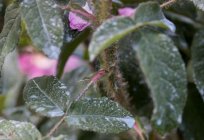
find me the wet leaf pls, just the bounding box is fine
[88,1,175,61]
[66,97,135,133]
[130,29,187,134]
[117,36,153,117]
[0,119,42,140]
[23,76,71,117]
[191,30,204,101]
[0,1,21,74]
[56,28,90,79]
[180,84,204,140]
[20,0,64,59]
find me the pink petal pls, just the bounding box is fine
[64,55,85,72]
[69,3,92,31]
[18,53,56,79]
[69,12,90,31]
[118,7,135,17]
[18,52,84,80]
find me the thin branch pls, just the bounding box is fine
[43,115,66,139]
[134,122,145,140]
[43,102,72,139]
[160,0,177,8]
[76,69,107,101]
[43,69,107,138]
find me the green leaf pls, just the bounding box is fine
[88,1,175,61]
[117,36,153,117]
[180,84,204,140]
[129,29,187,134]
[23,76,71,117]
[0,119,42,140]
[191,30,204,101]
[20,0,64,59]
[189,0,204,11]
[56,28,90,79]
[0,1,21,74]
[133,1,175,31]
[66,97,135,133]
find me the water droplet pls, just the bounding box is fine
[156,119,162,126]
[177,115,182,123]
[22,0,34,5]
[172,47,178,52]
[117,116,135,128]
[36,107,45,112]
[47,108,64,117]
[161,19,176,32]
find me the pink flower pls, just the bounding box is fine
[118,7,135,17]
[69,4,135,31]
[18,52,84,79]
[69,3,92,31]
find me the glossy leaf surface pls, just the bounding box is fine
[132,29,186,134]
[0,119,41,140]
[192,30,204,101]
[0,2,21,74]
[88,2,175,61]
[24,76,70,117]
[56,28,90,78]
[20,0,64,59]
[66,97,135,133]
[181,84,204,140]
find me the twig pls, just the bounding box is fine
[43,102,72,139]
[76,69,107,101]
[43,69,107,138]
[134,122,145,140]
[75,81,93,101]
[160,0,177,8]
[43,115,67,139]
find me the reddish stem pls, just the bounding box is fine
[134,122,145,140]
[76,69,107,101]
[91,69,107,83]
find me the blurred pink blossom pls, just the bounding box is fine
[69,3,92,31]
[18,52,84,79]
[118,7,135,17]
